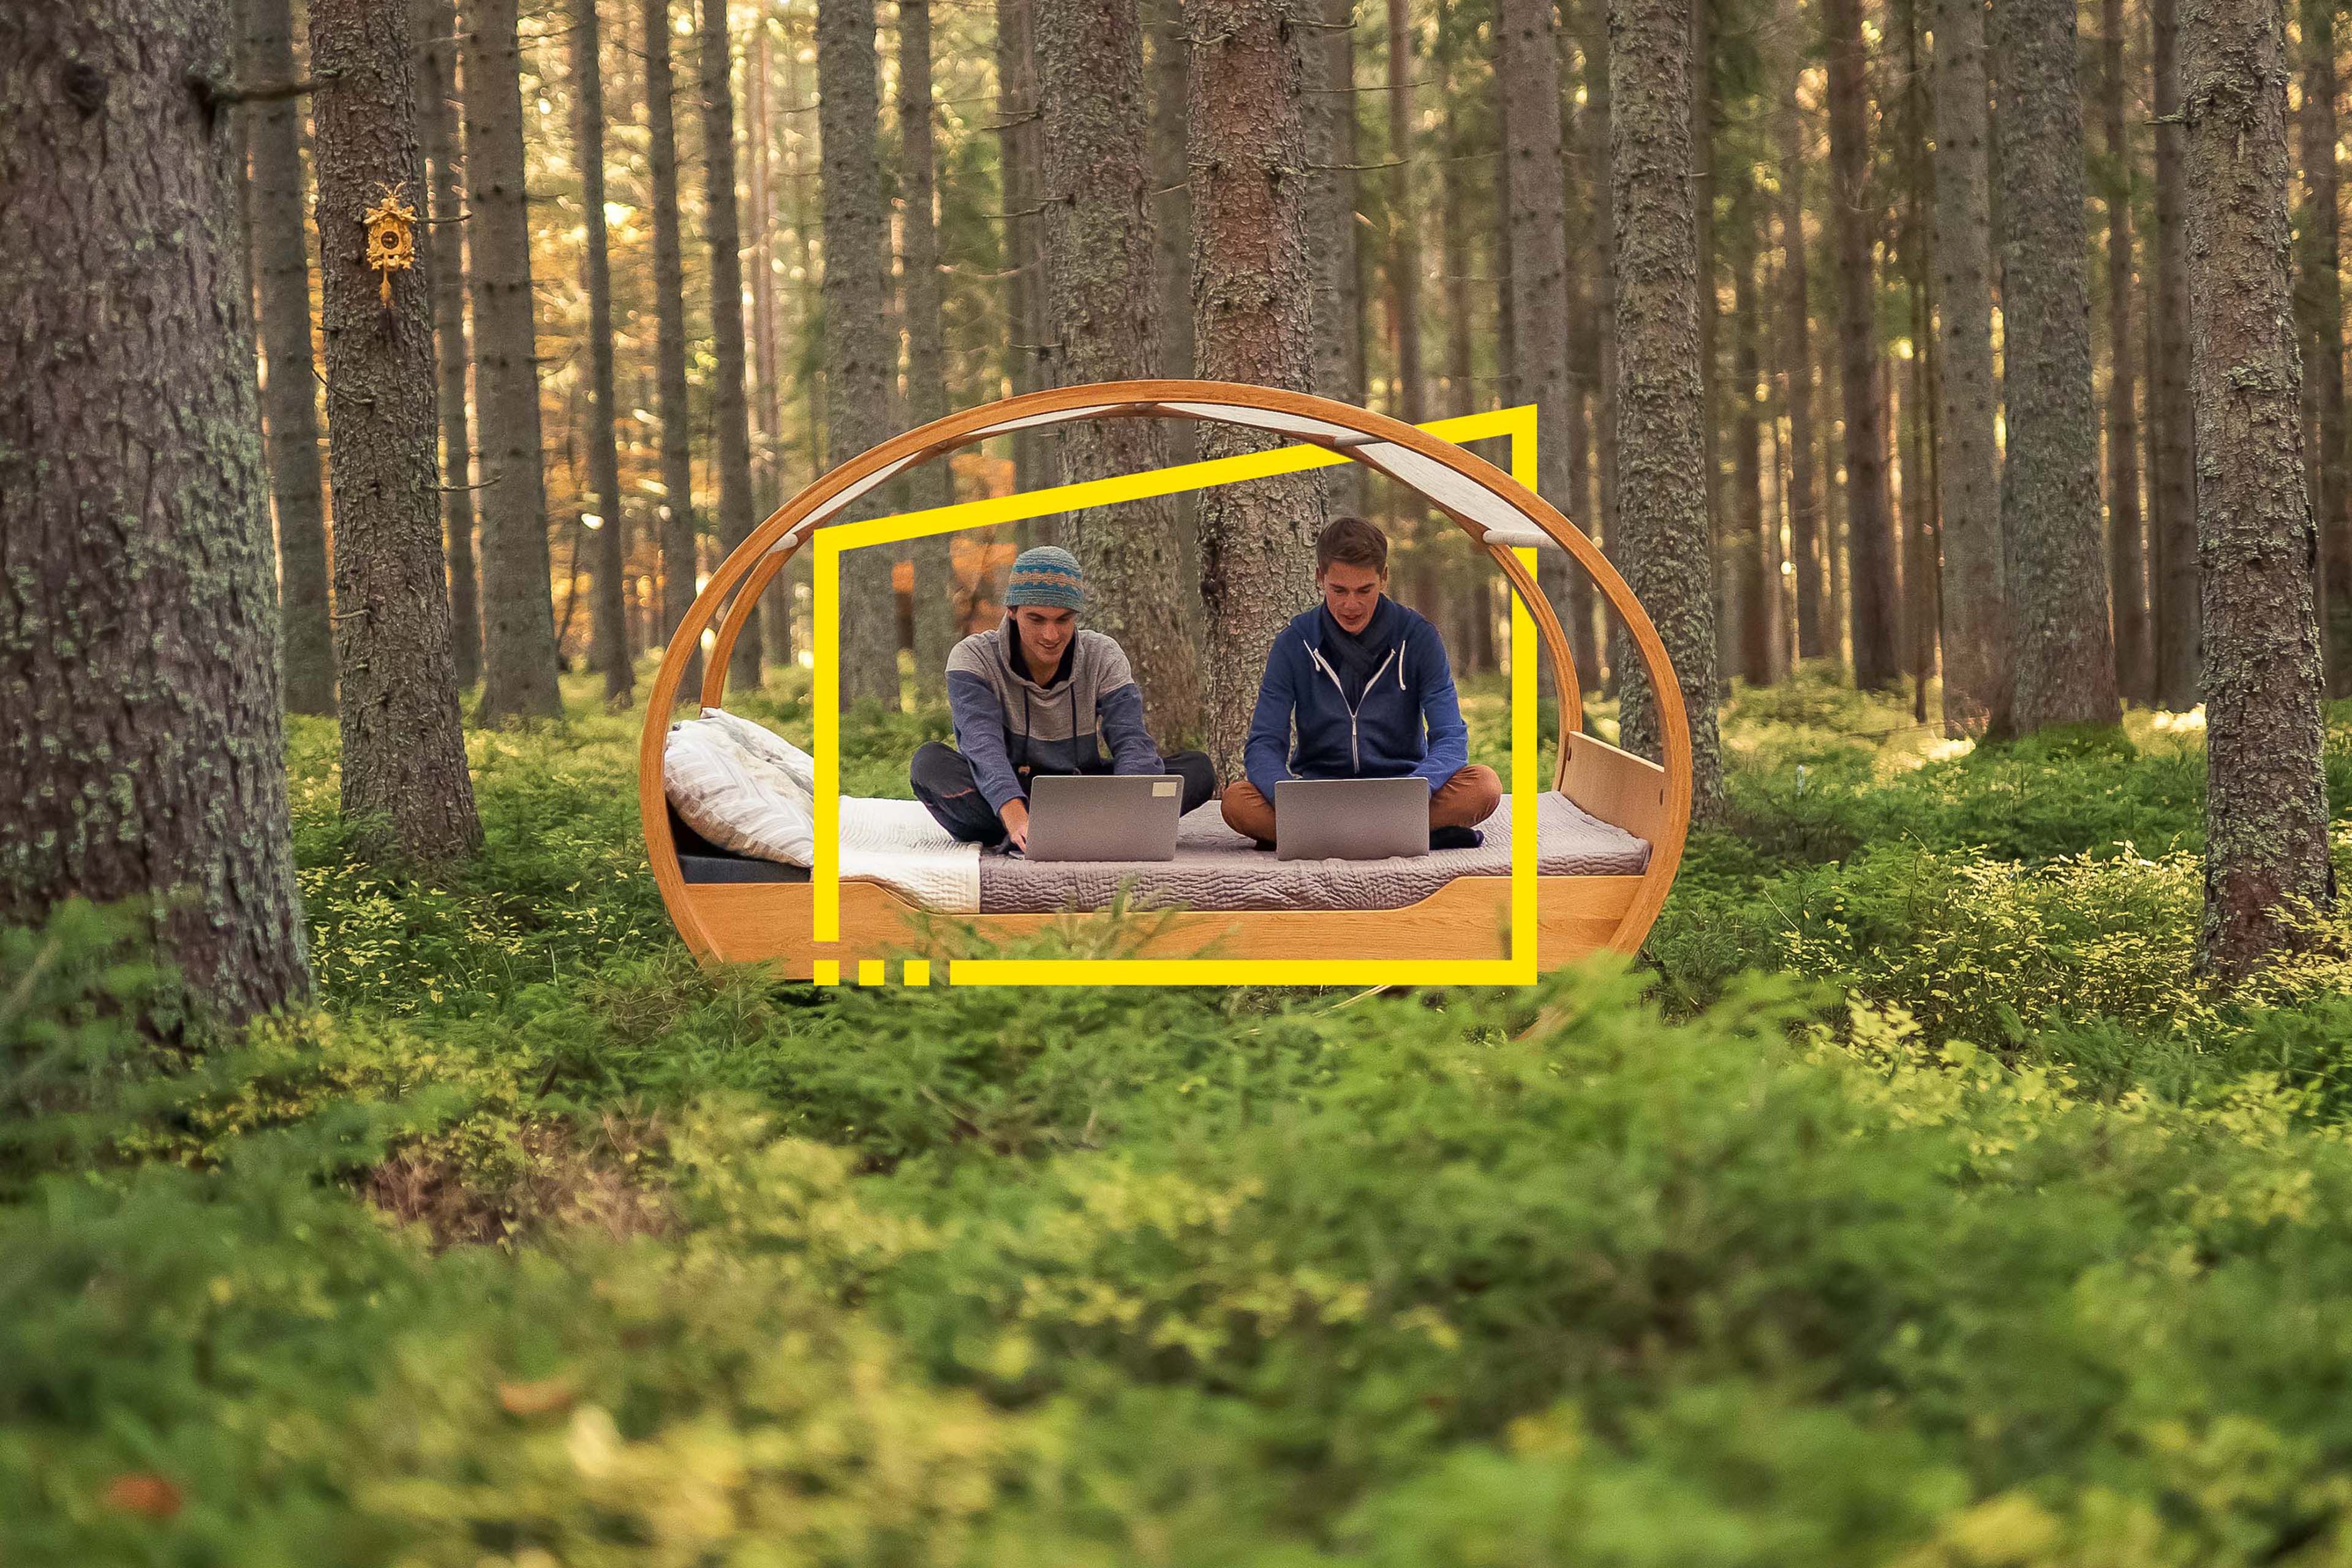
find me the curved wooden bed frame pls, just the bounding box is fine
[638,380,1690,979]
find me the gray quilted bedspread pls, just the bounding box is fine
[976,791,1649,914]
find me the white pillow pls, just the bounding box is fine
[698,706,816,799]
[665,719,816,866]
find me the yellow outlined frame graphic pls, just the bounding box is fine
[812,405,1542,987]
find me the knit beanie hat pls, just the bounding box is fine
[1004,545,1085,611]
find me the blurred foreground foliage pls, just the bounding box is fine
[7,666,2352,1566]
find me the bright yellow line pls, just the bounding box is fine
[812,959,840,986]
[815,535,841,943]
[903,959,932,986]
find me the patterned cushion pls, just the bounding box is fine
[663,718,815,867]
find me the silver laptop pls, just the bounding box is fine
[1274,777,1430,861]
[1023,774,1184,861]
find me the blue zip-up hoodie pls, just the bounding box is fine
[1241,595,1469,802]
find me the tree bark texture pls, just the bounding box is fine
[748,20,785,517]
[1732,180,1771,687]
[2296,0,2352,694]
[2102,0,2149,706]
[1306,0,1361,513]
[645,0,701,701]
[1777,47,1825,663]
[818,0,901,710]
[1384,0,1425,425]
[246,0,336,717]
[1692,0,1724,679]
[311,0,480,862]
[1609,0,1726,819]
[2149,0,2201,708]
[1993,0,2119,732]
[1824,0,1900,687]
[1499,0,1581,715]
[1436,0,1478,421]
[1183,0,1327,775]
[462,0,561,718]
[576,0,631,706]
[1035,0,1201,741]
[994,0,1049,496]
[1,0,312,1021]
[2179,0,2336,978]
[1585,0,1619,562]
[703,0,763,693]
[1931,0,2005,734]
[899,0,959,699]
[415,0,480,690]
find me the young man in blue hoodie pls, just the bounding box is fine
[1220,516,1501,848]
[911,546,1218,850]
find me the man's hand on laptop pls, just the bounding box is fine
[998,797,1030,851]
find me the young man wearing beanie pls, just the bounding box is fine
[911,545,1218,850]
[1221,516,1502,849]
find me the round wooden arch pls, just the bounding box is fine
[638,379,1691,963]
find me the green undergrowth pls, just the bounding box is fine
[7,664,2352,1562]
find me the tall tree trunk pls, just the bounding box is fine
[900,0,958,702]
[1994,0,2118,731]
[1586,0,1619,564]
[2149,0,2200,708]
[703,0,762,693]
[1610,0,1727,818]
[1933,0,2004,736]
[1899,0,1939,721]
[1304,0,1355,431]
[1183,0,1326,775]
[2180,0,2337,978]
[1823,0,1899,687]
[1501,0,1578,714]
[2,0,311,1021]
[994,0,1048,497]
[1732,178,1771,687]
[1692,0,1725,679]
[820,0,900,710]
[1152,0,1197,390]
[464,0,562,719]
[1384,0,1425,425]
[778,4,817,659]
[1035,0,1200,740]
[2297,0,2352,694]
[415,0,480,691]
[1777,39,1826,662]
[576,0,631,707]
[2103,0,2149,706]
[312,0,481,862]
[246,0,336,717]
[646,0,700,700]
[749,19,785,516]
[1559,26,1603,698]
[1436,0,1479,419]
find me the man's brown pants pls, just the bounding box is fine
[1218,764,1503,844]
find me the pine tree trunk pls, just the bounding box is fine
[246,0,336,717]
[1777,40,1826,662]
[311,0,481,863]
[1035,0,1200,741]
[1824,0,1900,688]
[2179,0,2337,978]
[1384,0,1425,425]
[414,0,480,691]
[576,0,631,707]
[2297,0,2352,695]
[1436,0,1478,419]
[2,0,311,1020]
[1732,180,1771,688]
[994,0,1048,497]
[2149,0,2201,709]
[1499,0,1580,713]
[1558,32,1602,696]
[1586,0,1619,562]
[703,0,763,694]
[1152,0,1197,389]
[1303,0,1352,420]
[1183,0,1327,775]
[1610,0,1727,818]
[900,0,959,702]
[1692,0,1726,680]
[464,0,562,719]
[646,0,701,701]
[1899,0,1939,721]
[2103,0,2149,706]
[1994,0,2118,732]
[1931,0,2003,733]
[820,0,901,710]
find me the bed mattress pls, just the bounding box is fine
[974,791,1648,914]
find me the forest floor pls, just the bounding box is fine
[7,668,2352,1564]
